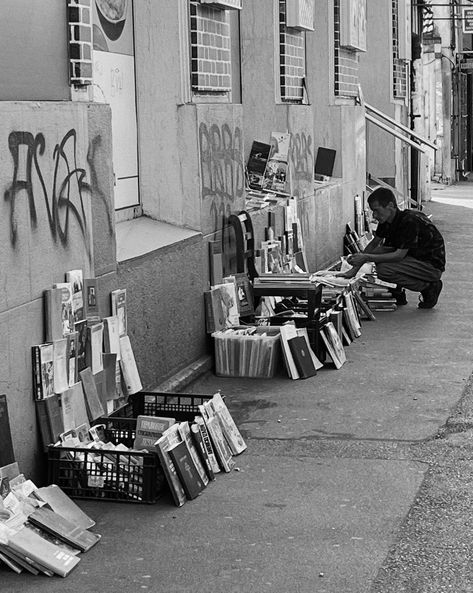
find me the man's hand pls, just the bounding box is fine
[346,253,370,267]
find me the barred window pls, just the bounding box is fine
[279,0,306,103]
[392,0,408,99]
[334,0,361,98]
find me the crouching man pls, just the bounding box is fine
[344,187,446,309]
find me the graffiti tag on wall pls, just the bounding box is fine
[4,128,111,259]
[288,131,313,191]
[199,122,244,234]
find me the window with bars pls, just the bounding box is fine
[190,1,232,93]
[333,0,360,98]
[279,0,306,103]
[392,0,408,99]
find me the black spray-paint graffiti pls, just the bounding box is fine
[4,129,110,258]
[288,131,313,185]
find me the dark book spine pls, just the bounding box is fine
[31,346,42,400]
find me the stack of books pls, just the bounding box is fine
[359,278,397,311]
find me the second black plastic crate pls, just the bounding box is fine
[108,391,215,420]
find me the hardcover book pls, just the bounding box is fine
[194,416,220,474]
[31,343,55,400]
[288,335,317,379]
[205,283,239,333]
[85,322,104,375]
[190,421,216,480]
[28,507,101,553]
[155,425,187,507]
[32,484,95,530]
[52,282,75,336]
[246,140,271,189]
[61,382,89,432]
[103,315,121,360]
[320,321,346,370]
[209,392,247,455]
[168,440,206,500]
[74,319,88,374]
[133,415,176,452]
[7,525,80,577]
[223,273,255,317]
[65,269,84,323]
[53,338,69,394]
[177,421,209,487]
[43,287,64,343]
[111,288,127,337]
[66,331,78,387]
[83,277,100,320]
[198,404,234,472]
[79,367,105,422]
[119,335,142,395]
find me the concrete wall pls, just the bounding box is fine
[0,101,115,481]
[359,0,396,181]
[0,0,70,101]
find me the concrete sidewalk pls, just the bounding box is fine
[3,182,473,593]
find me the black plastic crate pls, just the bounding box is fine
[47,436,164,504]
[108,391,215,420]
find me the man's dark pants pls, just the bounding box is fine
[376,256,442,292]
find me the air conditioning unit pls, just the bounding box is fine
[198,0,242,9]
[286,0,315,31]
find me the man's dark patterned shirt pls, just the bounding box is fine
[375,209,446,271]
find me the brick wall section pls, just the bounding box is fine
[333,0,359,98]
[279,0,305,102]
[68,0,93,85]
[392,0,407,98]
[190,2,232,92]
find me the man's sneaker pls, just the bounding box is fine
[392,288,407,306]
[418,280,443,309]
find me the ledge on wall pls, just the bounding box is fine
[116,216,201,263]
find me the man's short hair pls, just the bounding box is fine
[367,187,397,208]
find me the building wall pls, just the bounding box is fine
[0,101,115,481]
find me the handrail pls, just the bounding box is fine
[365,102,437,151]
[365,113,427,153]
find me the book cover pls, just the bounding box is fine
[133,415,176,452]
[43,288,64,343]
[168,440,206,500]
[208,240,223,286]
[36,399,53,449]
[74,319,88,374]
[7,525,80,577]
[0,394,15,466]
[65,269,84,323]
[0,543,40,575]
[209,392,247,455]
[103,315,121,361]
[223,273,255,317]
[65,331,78,388]
[278,323,300,380]
[45,393,64,444]
[247,140,271,189]
[190,421,215,480]
[119,335,143,395]
[177,422,209,486]
[86,321,104,375]
[28,507,100,553]
[79,367,105,422]
[53,338,69,394]
[102,352,120,401]
[83,277,100,319]
[52,282,75,337]
[198,404,234,473]
[156,425,187,507]
[320,321,346,370]
[33,484,95,530]
[194,416,220,474]
[210,283,240,329]
[262,131,291,192]
[288,335,317,379]
[31,343,55,400]
[295,328,323,370]
[111,288,127,337]
[61,382,89,432]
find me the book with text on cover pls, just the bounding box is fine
[65,269,84,323]
[52,282,75,337]
[155,425,187,507]
[119,335,143,395]
[168,440,206,500]
[111,288,127,337]
[31,343,55,400]
[133,415,176,452]
[210,392,247,455]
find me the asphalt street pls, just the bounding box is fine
[3,181,473,593]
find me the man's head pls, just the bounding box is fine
[367,187,398,224]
